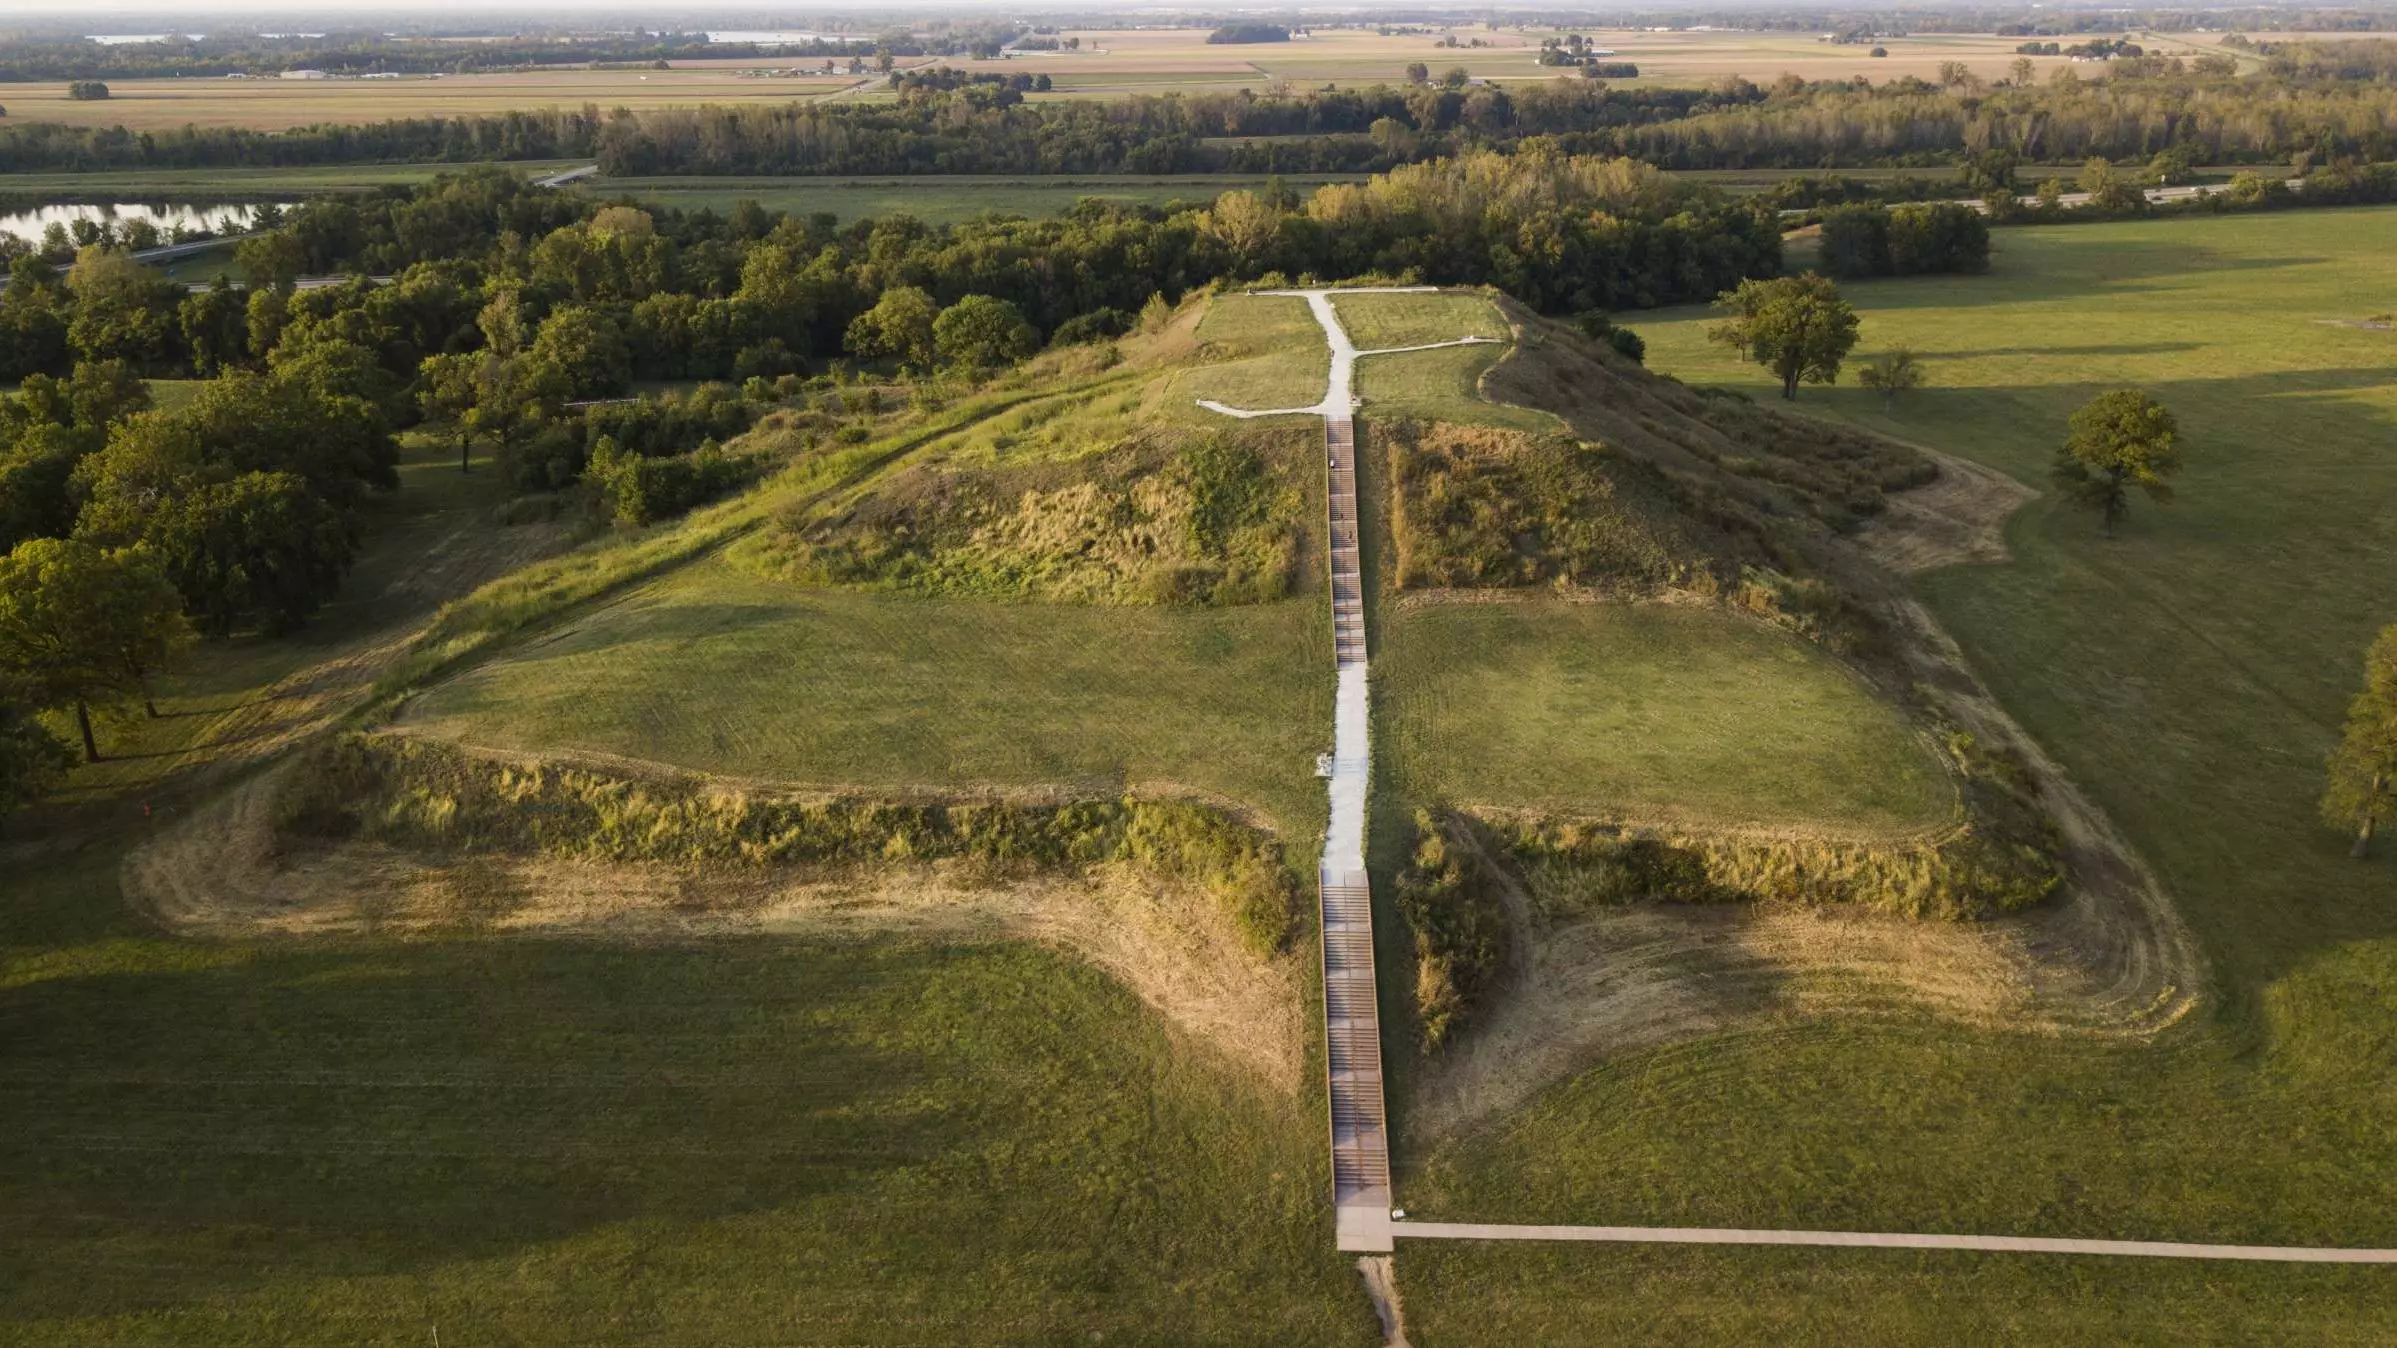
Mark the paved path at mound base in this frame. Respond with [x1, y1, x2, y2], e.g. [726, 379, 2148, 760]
[1394, 1221, 2397, 1263]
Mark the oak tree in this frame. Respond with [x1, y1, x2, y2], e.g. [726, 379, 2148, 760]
[1707, 273, 1861, 400]
[2052, 389, 2181, 537]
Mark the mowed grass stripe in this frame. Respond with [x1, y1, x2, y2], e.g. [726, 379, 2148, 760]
[0, 861, 1369, 1344]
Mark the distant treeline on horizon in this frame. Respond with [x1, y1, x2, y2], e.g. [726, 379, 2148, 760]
[3, 40, 2395, 178]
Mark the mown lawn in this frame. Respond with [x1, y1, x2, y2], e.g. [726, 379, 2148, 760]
[1379, 600, 1951, 835]
[1330, 290, 1510, 351]
[0, 856, 1373, 1345]
[401, 556, 1333, 838]
[1171, 292, 1329, 414]
[1399, 207, 2397, 1341]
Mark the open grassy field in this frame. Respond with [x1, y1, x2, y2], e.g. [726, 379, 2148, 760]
[1331, 291, 1511, 351]
[977, 25, 2118, 95]
[1173, 291, 1331, 413]
[400, 555, 1333, 837]
[1396, 207, 2397, 1339]
[0, 68, 854, 132]
[584, 173, 1361, 225]
[0, 853, 1373, 1346]
[1333, 291, 1564, 431]
[1379, 601, 1952, 835]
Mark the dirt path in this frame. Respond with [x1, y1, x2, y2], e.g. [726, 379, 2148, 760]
[125, 768, 1311, 1091]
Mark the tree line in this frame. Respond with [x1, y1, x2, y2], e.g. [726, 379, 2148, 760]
[0, 30, 943, 82]
[8, 50, 2397, 176]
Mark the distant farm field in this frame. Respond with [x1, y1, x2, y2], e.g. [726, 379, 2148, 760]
[978, 25, 2126, 95]
[0, 25, 2232, 136]
[0, 67, 855, 131]
[1404, 207, 2397, 1338]
[1379, 600, 1952, 835]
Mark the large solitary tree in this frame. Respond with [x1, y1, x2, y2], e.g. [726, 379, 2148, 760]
[2323, 624, 2397, 859]
[1707, 273, 1861, 400]
[0, 538, 189, 761]
[2052, 389, 2181, 537]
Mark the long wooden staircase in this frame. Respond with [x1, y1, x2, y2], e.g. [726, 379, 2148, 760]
[1319, 411, 1393, 1253]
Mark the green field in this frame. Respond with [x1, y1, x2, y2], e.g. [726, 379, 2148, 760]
[401, 556, 1333, 837]
[0, 858, 1370, 1346]
[1379, 601, 1952, 835]
[588, 173, 1361, 225]
[1331, 291, 1511, 351]
[1397, 208, 2397, 1338]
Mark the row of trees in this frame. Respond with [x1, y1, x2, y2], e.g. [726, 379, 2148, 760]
[0, 30, 940, 82]
[0, 536, 189, 812]
[1816, 202, 1992, 278]
[2, 154, 1773, 392]
[13, 47, 2397, 177]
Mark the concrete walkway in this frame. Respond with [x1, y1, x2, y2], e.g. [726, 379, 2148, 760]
[1394, 1222, 2397, 1264]
[1197, 288, 1493, 1254]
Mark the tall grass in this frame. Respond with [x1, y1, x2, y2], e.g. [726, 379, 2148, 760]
[284, 733, 1303, 953]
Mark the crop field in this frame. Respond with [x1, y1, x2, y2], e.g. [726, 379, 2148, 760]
[585, 173, 1361, 225]
[0, 856, 1372, 1345]
[0, 26, 2212, 136]
[0, 162, 587, 202]
[0, 68, 856, 131]
[975, 26, 2119, 95]
[1398, 207, 2397, 1337]
[401, 556, 1334, 837]
[1379, 601, 1952, 835]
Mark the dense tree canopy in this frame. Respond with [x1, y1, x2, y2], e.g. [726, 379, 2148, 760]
[0, 537, 188, 760]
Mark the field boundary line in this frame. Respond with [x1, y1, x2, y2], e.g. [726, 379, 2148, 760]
[1394, 1221, 2397, 1263]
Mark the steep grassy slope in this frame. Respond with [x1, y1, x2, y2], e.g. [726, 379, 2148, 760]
[1401, 208, 2397, 1342]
